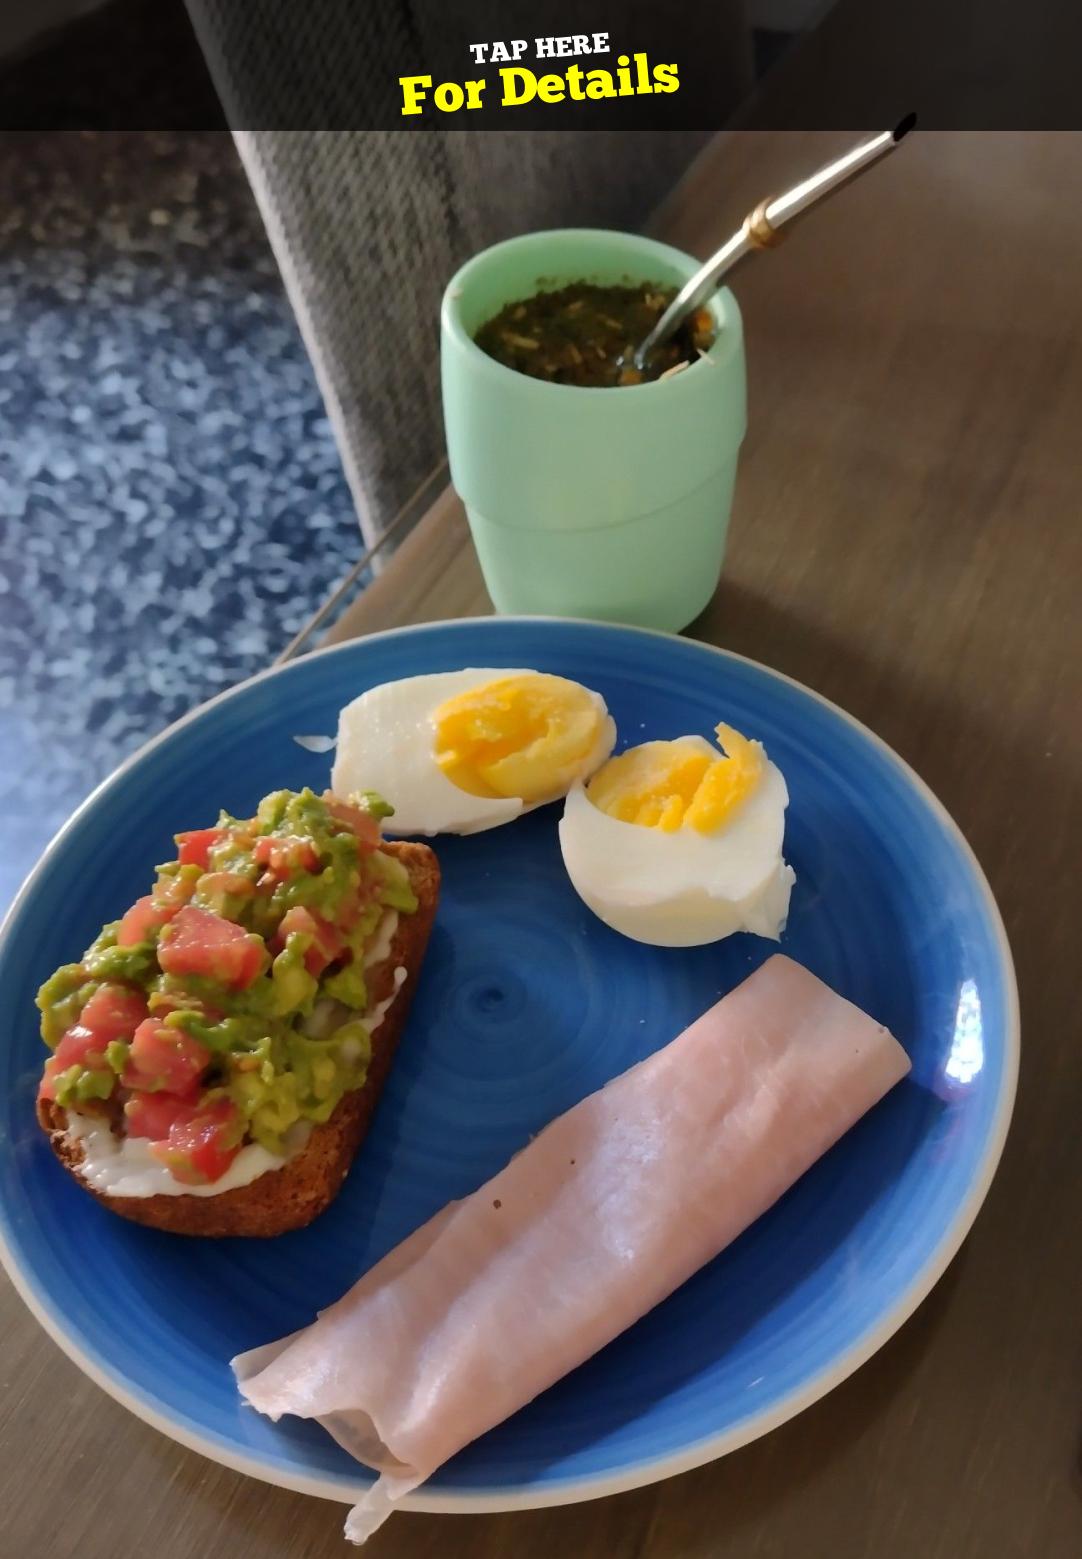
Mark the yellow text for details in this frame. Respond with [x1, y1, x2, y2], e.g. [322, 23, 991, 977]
[399, 55, 679, 116]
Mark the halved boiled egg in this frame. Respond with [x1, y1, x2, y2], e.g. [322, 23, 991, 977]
[557, 723, 795, 947]
[332, 669, 616, 835]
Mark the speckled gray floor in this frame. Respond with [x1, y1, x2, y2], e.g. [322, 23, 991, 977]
[0, 131, 362, 910]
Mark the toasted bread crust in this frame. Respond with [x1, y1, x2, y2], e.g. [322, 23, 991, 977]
[36, 841, 440, 1238]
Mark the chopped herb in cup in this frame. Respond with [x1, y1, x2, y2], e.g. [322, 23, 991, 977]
[473, 281, 715, 388]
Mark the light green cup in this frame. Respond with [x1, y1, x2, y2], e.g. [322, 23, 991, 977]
[441, 228, 746, 633]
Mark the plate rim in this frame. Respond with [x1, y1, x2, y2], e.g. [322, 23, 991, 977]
[0, 615, 1020, 1515]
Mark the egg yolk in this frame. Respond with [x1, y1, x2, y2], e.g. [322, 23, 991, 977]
[433, 674, 605, 801]
[586, 723, 764, 834]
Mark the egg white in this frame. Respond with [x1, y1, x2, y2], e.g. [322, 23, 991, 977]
[557, 734, 795, 947]
[332, 668, 616, 837]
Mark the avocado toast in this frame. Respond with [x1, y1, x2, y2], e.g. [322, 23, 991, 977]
[34, 789, 439, 1237]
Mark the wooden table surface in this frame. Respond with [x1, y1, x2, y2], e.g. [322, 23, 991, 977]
[4, 129, 1081, 1559]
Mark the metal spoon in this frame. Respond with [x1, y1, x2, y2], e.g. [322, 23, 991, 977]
[632, 115, 916, 374]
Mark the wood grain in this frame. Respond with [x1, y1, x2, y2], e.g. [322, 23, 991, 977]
[4, 130, 1080, 1559]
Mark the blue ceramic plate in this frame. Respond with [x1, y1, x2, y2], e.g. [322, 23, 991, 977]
[0, 619, 1017, 1513]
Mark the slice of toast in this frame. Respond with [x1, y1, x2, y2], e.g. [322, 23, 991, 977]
[36, 841, 440, 1238]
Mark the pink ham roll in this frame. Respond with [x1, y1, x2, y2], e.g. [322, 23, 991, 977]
[234, 954, 910, 1541]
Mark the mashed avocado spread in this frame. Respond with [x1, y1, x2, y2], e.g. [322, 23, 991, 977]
[36, 788, 418, 1181]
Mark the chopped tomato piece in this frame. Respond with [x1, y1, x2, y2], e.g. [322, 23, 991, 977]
[122, 1017, 211, 1094]
[53, 1024, 109, 1071]
[124, 1089, 200, 1141]
[321, 793, 380, 852]
[149, 1095, 242, 1185]
[117, 894, 179, 946]
[274, 904, 344, 976]
[175, 827, 226, 868]
[41, 1024, 109, 1100]
[253, 835, 321, 875]
[158, 905, 266, 989]
[77, 983, 148, 1045]
[41, 986, 148, 1101]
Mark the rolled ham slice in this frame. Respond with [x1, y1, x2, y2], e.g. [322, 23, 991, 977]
[234, 954, 910, 1541]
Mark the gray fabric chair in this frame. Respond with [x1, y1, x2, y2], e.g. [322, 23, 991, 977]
[184, 8, 754, 544]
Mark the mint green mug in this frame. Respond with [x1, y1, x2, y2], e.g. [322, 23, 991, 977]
[441, 229, 746, 633]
